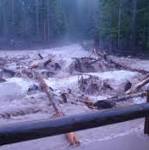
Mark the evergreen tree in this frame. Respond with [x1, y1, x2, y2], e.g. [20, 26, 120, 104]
[0, 0, 148, 51]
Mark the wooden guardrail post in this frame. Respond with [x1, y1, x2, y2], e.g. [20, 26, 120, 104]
[144, 87, 149, 135]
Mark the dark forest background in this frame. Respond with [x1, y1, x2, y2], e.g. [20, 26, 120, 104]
[0, 0, 148, 54]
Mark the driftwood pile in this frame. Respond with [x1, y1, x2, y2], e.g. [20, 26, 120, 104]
[78, 75, 113, 95]
[0, 107, 41, 119]
[30, 57, 62, 77]
[1, 48, 149, 146]
[83, 49, 149, 108]
[0, 54, 63, 80]
[69, 56, 115, 74]
[0, 50, 148, 108]
[94, 50, 149, 74]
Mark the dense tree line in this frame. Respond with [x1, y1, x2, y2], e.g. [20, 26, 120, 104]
[0, 0, 65, 42]
[98, 0, 149, 51]
[0, 0, 148, 51]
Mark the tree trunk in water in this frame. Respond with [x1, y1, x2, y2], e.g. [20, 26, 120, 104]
[2, 1, 8, 37]
[131, 0, 137, 50]
[47, 0, 50, 41]
[118, 0, 122, 49]
[94, 34, 99, 51]
[36, 73, 80, 145]
[35, 0, 40, 39]
[43, 21, 47, 41]
[11, 0, 15, 36]
[126, 75, 149, 94]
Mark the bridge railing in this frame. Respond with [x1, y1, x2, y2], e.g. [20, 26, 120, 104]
[0, 89, 149, 146]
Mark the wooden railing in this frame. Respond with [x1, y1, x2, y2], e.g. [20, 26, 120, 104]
[0, 89, 149, 146]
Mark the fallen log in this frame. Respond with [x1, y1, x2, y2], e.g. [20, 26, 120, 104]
[94, 100, 116, 109]
[36, 73, 59, 113]
[126, 76, 149, 94]
[43, 59, 52, 67]
[103, 91, 146, 103]
[35, 73, 80, 146]
[0, 107, 41, 119]
[92, 49, 149, 74]
[108, 57, 149, 74]
[91, 49, 149, 100]
[30, 58, 52, 69]
[84, 91, 146, 110]
[38, 53, 44, 59]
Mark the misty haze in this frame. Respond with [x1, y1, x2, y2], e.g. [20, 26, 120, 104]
[0, 0, 149, 150]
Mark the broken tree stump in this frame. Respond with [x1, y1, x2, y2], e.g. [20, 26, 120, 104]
[144, 87, 149, 135]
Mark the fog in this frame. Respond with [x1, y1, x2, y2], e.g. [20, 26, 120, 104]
[0, 0, 148, 53]
[0, 1, 149, 149]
